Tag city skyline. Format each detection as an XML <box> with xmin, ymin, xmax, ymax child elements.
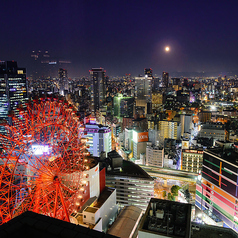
<box><xmin>1</xmin><ymin>1</ymin><xmax>238</xmax><ymax>77</ymax></box>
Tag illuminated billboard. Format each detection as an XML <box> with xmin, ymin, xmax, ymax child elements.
<box><xmin>133</xmin><ymin>131</ymin><xmax>148</xmax><ymax>143</ymax></box>
<box><xmin>32</xmin><ymin>145</ymin><xmax>50</xmax><ymax>155</ymax></box>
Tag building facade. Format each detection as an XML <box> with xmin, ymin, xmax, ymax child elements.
<box><xmin>58</xmin><ymin>68</ymin><xmax>68</xmax><ymax>94</ymax></box>
<box><xmin>146</xmin><ymin>145</ymin><xmax>164</xmax><ymax>167</ymax></box>
<box><xmin>132</xmin><ymin>130</ymin><xmax>149</xmax><ymax>160</ymax></box>
<box><xmin>0</xmin><ymin>61</ymin><xmax>28</xmax><ymax>123</ymax></box>
<box><xmin>180</xmin><ymin>114</ymin><xmax>193</xmax><ymax>137</ymax></box>
<box><xmin>195</xmin><ymin>144</ymin><xmax>238</xmax><ymax>233</ymax></box>
<box><xmin>158</xmin><ymin>120</ymin><xmax>181</xmax><ymax>140</ymax></box>
<box><xmin>162</xmin><ymin>71</ymin><xmax>169</xmax><ymax>88</ymax></box>
<box><xmin>198</xmin><ymin>123</ymin><xmax>225</xmax><ymax>143</ymax></box>
<box><xmin>83</xmin><ymin>123</ymin><xmax>111</xmax><ymax>157</ymax></box>
<box><xmin>90</xmin><ymin>68</ymin><xmax>106</xmax><ymax>112</ymax></box>
<box><xmin>106</xmin><ymin>160</ymin><xmax>154</xmax><ymax>211</ymax></box>
<box><xmin>135</xmin><ymin>73</ymin><xmax>152</xmax><ymax>111</ymax></box>
<box><xmin>152</xmin><ymin>92</ymin><xmax>164</xmax><ymax>109</ymax></box>
<box><xmin>181</xmin><ymin>149</ymin><xmax>203</xmax><ymax>173</ymax></box>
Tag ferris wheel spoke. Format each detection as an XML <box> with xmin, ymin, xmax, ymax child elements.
<box><xmin>0</xmin><ymin>99</ymin><xmax>87</xmax><ymax>224</ymax></box>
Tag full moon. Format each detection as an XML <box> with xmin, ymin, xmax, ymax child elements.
<box><xmin>165</xmin><ymin>46</ymin><xmax>170</xmax><ymax>52</ymax></box>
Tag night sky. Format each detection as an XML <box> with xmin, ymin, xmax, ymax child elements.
<box><xmin>1</xmin><ymin>1</ymin><xmax>238</xmax><ymax>77</ymax></box>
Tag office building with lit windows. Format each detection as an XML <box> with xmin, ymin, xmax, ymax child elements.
<box><xmin>135</xmin><ymin>71</ymin><xmax>152</xmax><ymax>110</ymax></box>
<box><xmin>181</xmin><ymin>149</ymin><xmax>203</xmax><ymax>173</ymax></box>
<box><xmin>195</xmin><ymin>142</ymin><xmax>238</xmax><ymax>233</ymax></box>
<box><xmin>58</xmin><ymin>68</ymin><xmax>68</xmax><ymax>94</ymax></box>
<box><xmin>144</xmin><ymin>68</ymin><xmax>153</xmax><ymax>77</ymax></box>
<box><xmin>158</xmin><ymin>120</ymin><xmax>181</xmax><ymax>140</ymax></box>
<box><xmin>162</xmin><ymin>71</ymin><xmax>169</xmax><ymax>88</ymax></box>
<box><xmin>83</xmin><ymin>122</ymin><xmax>111</xmax><ymax>157</ymax></box>
<box><xmin>106</xmin><ymin>160</ymin><xmax>154</xmax><ymax>211</ymax></box>
<box><xmin>146</xmin><ymin>145</ymin><xmax>164</xmax><ymax>167</ymax></box>
<box><xmin>0</xmin><ymin>61</ymin><xmax>28</xmax><ymax>125</ymax></box>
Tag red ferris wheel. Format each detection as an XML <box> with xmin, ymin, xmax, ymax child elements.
<box><xmin>0</xmin><ymin>98</ymin><xmax>89</xmax><ymax>224</ymax></box>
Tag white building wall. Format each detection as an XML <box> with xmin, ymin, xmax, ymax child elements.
<box><xmin>103</xmin><ymin>131</ymin><xmax>111</xmax><ymax>155</ymax></box>
<box><xmin>98</xmin><ymin>189</ymin><xmax>117</xmax><ymax>232</ymax></box>
<box><xmin>146</xmin><ymin>147</ymin><xmax>164</xmax><ymax>167</ymax></box>
<box><xmin>92</xmin><ymin>133</ymin><xmax>99</xmax><ymax>157</ymax></box>
<box><xmin>85</xmin><ymin>164</ymin><xmax>100</xmax><ymax>198</ymax></box>
<box><xmin>184</xmin><ymin>115</ymin><xmax>193</xmax><ymax>133</ymax></box>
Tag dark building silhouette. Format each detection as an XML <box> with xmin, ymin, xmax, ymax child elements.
<box><xmin>144</xmin><ymin>68</ymin><xmax>153</xmax><ymax>77</ymax></box>
<box><xmin>162</xmin><ymin>72</ymin><xmax>169</xmax><ymax>88</ymax></box>
<box><xmin>90</xmin><ymin>68</ymin><xmax>106</xmax><ymax>112</ymax></box>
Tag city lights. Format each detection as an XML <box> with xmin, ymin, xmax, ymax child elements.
<box><xmin>1</xmin><ymin>1</ymin><xmax>238</xmax><ymax>235</ymax></box>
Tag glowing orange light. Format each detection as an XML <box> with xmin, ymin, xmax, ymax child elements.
<box><xmin>0</xmin><ymin>98</ymin><xmax>89</xmax><ymax>224</ymax></box>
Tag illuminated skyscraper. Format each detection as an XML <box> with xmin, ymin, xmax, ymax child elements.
<box><xmin>0</xmin><ymin>61</ymin><xmax>28</xmax><ymax>124</ymax></box>
<box><xmin>58</xmin><ymin>68</ymin><xmax>68</xmax><ymax>94</ymax></box>
<box><xmin>162</xmin><ymin>71</ymin><xmax>169</xmax><ymax>88</ymax></box>
<box><xmin>135</xmin><ymin>69</ymin><xmax>152</xmax><ymax>111</ymax></box>
<box><xmin>0</xmin><ymin>61</ymin><xmax>28</xmax><ymax>147</ymax></box>
<box><xmin>144</xmin><ymin>68</ymin><xmax>153</xmax><ymax>77</ymax></box>
<box><xmin>58</xmin><ymin>68</ymin><xmax>67</xmax><ymax>79</ymax></box>
<box><xmin>90</xmin><ymin>68</ymin><xmax>106</xmax><ymax>112</ymax></box>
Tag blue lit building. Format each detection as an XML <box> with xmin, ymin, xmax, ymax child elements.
<box><xmin>0</xmin><ymin>61</ymin><xmax>28</xmax><ymax>124</ymax></box>
<box><xmin>0</xmin><ymin>61</ymin><xmax>28</xmax><ymax>146</ymax></box>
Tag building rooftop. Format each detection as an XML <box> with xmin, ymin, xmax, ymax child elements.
<box><xmin>191</xmin><ymin>222</ymin><xmax>238</xmax><ymax>238</ymax></box>
<box><xmin>107</xmin><ymin>160</ymin><xmax>153</xmax><ymax>180</ymax></box>
<box><xmin>108</xmin><ymin>205</ymin><xmax>143</xmax><ymax>238</ymax></box>
<box><xmin>205</xmin><ymin>146</ymin><xmax>238</xmax><ymax>166</ymax></box>
<box><xmin>94</xmin><ymin>187</ymin><xmax>116</xmax><ymax>209</ymax></box>
<box><xmin>139</xmin><ymin>198</ymin><xmax>192</xmax><ymax>238</ymax></box>
<box><xmin>84</xmin><ymin>207</ymin><xmax>98</xmax><ymax>213</ymax></box>
<box><xmin>0</xmin><ymin>211</ymin><xmax>118</xmax><ymax>238</ymax></box>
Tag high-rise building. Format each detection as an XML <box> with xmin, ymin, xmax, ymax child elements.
<box><xmin>106</xmin><ymin>160</ymin><xmax>154</xmax><ymax>211</ymax></box>
<box><xmin>135</xmin><ymin>70</ymin><xmax>152</xmax><ymax>110</ymax></box>
<box><xmin>144</xmin><ymin>68</ymin><xmax>153</xmax><ymax>77</ymax></box>
<box><xmin>181</xmin><ymin>148</ymin><xmax>203</xmax><ymax>173</ymax></box>
<box><xmin>58</xmin><ymin>68</ymin><xmax>68</xmax><ymax>94</ymax></box>
<box><xmin>146</xmin><ymin>145</ymin><xmax>164</xmax><ymax>167</ymax></box>
<box><xmin>171</xmin><ymin>77</ymin><xmax>181</xmax><ymax>86</ymax></box>
<box><xmin>158</xmin><ymin>120</ymin><xmax>181</xmax><ymax>140</ymax></box>
<box><xmin>152</xmin><ymin>92</ymin><xmax>164</xmax><ymax>109</ymax></box>
<box><xmin>171</xmin><ymin>77</ymin><xmax>181</xmax><ymax>91</ymax></box>
<box><xmin>90</xmin><ymin>68</ymin><xmax>106</xmax><ymax>112</ymax></box>
<box><xmin>132</xmin><ymin>130</ymin><xmax>149</xmax><ymax>160</ymax></box>
<box><xmin>0</xmin><ymin>61</ymin><xmax>28</xmax><ymax>124</ymax></box>
<box><xmin>180</xmin><ymin>114</ymin><xmax>193</xmax><ymax>137</ymax></box>
<box><xmin>195</xmin><ymin>142</ymin><xmax>238</xmax><ymax>233</ymax></box>
<box><xmin>58</xmin><ymin>68</ymin><xmax>67</xmax><ymax>79</ymax></box>
<box><xmin>162</xmin><ymin>71</ymin><xmax>169</xmax><ymax>88</ymax></box>
<box><xmin>83</xmin><ymin>122</ymin><xmax>112</xmax><ymax>157</ymax></box>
